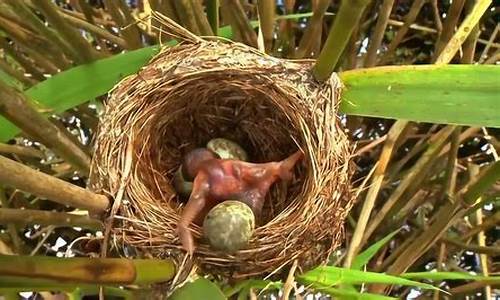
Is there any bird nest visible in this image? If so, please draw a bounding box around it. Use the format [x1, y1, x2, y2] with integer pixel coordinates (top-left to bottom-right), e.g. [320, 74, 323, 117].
[89, 22, 353, 282]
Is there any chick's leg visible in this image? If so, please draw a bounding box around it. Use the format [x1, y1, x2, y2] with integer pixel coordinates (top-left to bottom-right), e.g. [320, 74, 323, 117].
[177, 172, 210, 255]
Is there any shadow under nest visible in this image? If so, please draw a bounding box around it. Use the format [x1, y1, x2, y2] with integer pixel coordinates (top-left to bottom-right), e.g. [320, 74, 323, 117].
[90, 35, 353, 281]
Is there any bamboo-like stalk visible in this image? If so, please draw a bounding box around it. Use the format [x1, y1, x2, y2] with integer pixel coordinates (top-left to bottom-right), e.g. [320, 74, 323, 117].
[60, 12, 128, 49]
[433, 0, 466, 61]
[173, 0, 202, 35]
[0, 17, 60, 73]
[0, 188, 23, 253]
[0, 82, 91, 173]
[0, 255, 175, 285]
[0, 142, 44, 159]
[461, 211, 500, 240]
[257, 0, 275, 52]
[461, 0, 480, 64]
[430, 0, 443, 34]
[221, 0, 258, 47]
[0, 208, 103, 230]
[102, 0, 142, 49]
[361, 125, 455, 245]
[364, 0, 395, 67]
[378, 0, 425, 65]
[0, 58, 36, 87]
[189, 0, 214, 36]
[32, 0, 101, 63]
[313, 0, 371, 81]
[3, 0, 75, 67]
[435, 0, 492, 64]
[0, 38, 46, 81]
[295, 0, 330, 58]
[443, 237, 500, 256]
[384, 160, 500, 276]
[343, 120, 409, 267]
[0, 154, 108, 213]
[207, 0, 220, 35]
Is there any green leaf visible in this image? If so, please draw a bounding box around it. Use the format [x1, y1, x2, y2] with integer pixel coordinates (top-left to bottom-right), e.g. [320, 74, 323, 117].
[170, 278, 225, 300]
[401, 271, 500, 283]
[320, 287, 397, 300]
[351, 229, 400, 270]
[340, 65, 500, 128]
[223, 279, 282, 297]
[298, 266, 440, 291]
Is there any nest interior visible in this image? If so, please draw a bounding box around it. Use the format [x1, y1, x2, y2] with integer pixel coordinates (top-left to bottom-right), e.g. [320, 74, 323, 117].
[90, 37, 353, 279]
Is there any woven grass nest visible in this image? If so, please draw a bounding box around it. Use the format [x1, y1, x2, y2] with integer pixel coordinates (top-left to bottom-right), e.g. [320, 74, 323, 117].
[90, 21, 353, 281]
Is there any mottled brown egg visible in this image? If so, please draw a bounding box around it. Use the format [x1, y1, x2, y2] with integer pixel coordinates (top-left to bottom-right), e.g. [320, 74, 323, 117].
[203, 200, 255, 253]
[207, 138, 248, 161]
[173, 166, 193, 198]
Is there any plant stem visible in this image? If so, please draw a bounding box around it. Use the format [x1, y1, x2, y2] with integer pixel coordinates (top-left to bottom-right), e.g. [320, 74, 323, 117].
[0, 58, 35, 87]
[102, 0, 143, 49]
[207, 0, 220, 35]
[0, 154, 109, 213]
[433, 0, 466, 61]
[362, 125, 455, 245]
[364, 0, 395, 67]
[295, 0, 330, 58]
[343, 120, 408, 267]
[378, 0, 425, 65]
[435, 0, 492, 64]
[32, 0, 101, 63]
[189, 0, 214, 36]
[313, 0, 371, 81]
[221, 0, 258, 47]
[60, 12, 128, 49]
[0, 255, 175, 285]
[0, 82, 91, 173]
[0, 142, 44, 159]
[0, 208, 103, 230]
[257, 0, 275, 52]
[0, 38, 46, 81]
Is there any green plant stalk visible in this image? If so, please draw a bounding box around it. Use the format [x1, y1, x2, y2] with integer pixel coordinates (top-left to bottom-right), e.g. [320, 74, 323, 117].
[461, 160, 500, 204]
[433, 0, 466, 60]
[364, 0, 395, 67]
[385, 160, 500, 276]
[0, 208, 103, 230]
[313, 0, 371, 81]
[0, 16, 61, 72]
[221, 0, 258, 47]
[102, 0, 141, 49]
[60, 12, 127, 48]
[257, 0, 275, 52]
[435, 0, 492, 64]
[295, 0, 330, 58]
[0, 255, 175, 285]
[0, 82, 91, 173]
[0, 38, 45, 81]
[0, 154, 109, 212]
[3, 0, 75, 66]
[0, 58, 35, 87]
[189, 0, 214, 36]
[207, 0, 220, 35]
[0, 187, 23, 253]
[33, 0, 100, 63]
[173, 0, 202, 35]
[362, 125, 456, 245]
[343, 120, 409, 267]
[379, 0, 425, 64]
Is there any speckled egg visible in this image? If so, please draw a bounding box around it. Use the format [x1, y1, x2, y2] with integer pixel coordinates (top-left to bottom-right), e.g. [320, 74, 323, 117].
[207, 138, 248, 161]
[173, 166, 193, 198]
[203, 200, 255, 253]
